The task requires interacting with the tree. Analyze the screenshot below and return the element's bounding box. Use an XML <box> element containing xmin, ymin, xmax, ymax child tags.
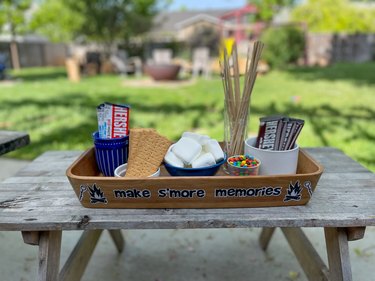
<box><xmin>292</xmin><ymin>0</ymin><xmax>375</xmax><ymax>33</ymax></box>
<box><xmin>0</xmin><ymin>0</ymin><xmax>32</xmax><ymax>69</ymax></box>
<box><xmin>31</xmin><ymin>0</ymin><xmax>161</xmax><ymax>51</ymax></box>
<box><xmin>29</xmin><ymin>0</ymin><xmax>83</xmax><ymax>43</ymax></box>
<box><xmin>260</xmin><ymin>25</ymin><xmax>305</xmax><ymax>68</ymax></box>
<box><xmin>251</xmin><ymin>0</ymin><xmax>295</xmax><ymax>23</ymax></box>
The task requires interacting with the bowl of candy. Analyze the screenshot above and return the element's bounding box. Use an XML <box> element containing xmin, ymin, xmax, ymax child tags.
<box><xmin>226</xmin><ymin>155</ymin><xmax>261</xmax><ymax>176</ymax></box>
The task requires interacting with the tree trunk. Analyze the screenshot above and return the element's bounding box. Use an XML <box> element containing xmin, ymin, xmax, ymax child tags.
<box><xmin>10</xmin><ymin>40</ymin><xmax>21</xmax><ymax>70</ymax></box>
<box><xmin>8</xmin><ymin>12</ymin><xmax>21</xmax><ymax>70</ymax></box>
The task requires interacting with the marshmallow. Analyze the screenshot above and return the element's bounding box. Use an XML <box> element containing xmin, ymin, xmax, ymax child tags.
<box><xmin>203</xmin><ymin>139</ymin><xmax>224</xmax><ymax>162</ymax></box>
<box><xmin>192</xmin><ymin>153</ymin><xmax>216</xmax><ymax>168</ymax></box>
<box><xmin>199</xmin><ymin>135</ymin><xmax>211</xmax><ymax>145</ymax></box>
<box><xmin>164</xmin><ymin>149</ymin><xmax>184</xmax><ymax>168</ymax></box>
<box><xmin>172</xmin><ymin>137</ymin><xmax>202</xmax><ymax>165</ymax></box>
<box><xmin>182</xmin><ymin>132</ymin><xmax>210</xmax><ymax>145</ymax></box>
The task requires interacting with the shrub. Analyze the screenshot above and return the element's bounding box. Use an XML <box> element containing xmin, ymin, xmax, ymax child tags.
<box><xmin>260</xmin><ymin>25</ymin><xmax>305</xmax><ymax>68</ymax></box>
<box><xmin>291</xmin><ymin>0</ymin><xmax>375</xmax><ymax>34</ymax></box>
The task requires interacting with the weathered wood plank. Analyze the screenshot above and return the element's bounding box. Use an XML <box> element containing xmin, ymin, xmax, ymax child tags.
<box><xmin>0</xmin><ymin>130</ymin><xmax>30</xmax><ymax>155</ymax></box>
<box><xmin>38</xmin><ymin>231</ymin><xmax>62</xmax><ymax>281</ymax></box>
<box><xmin>59</xmin><ymin>230</ymin><xmax>103</xmax><ymax>281</ymax></box>
<box><xmin>0</xmin><ymin>213</ymin><xmax>375</xmax><ymax>231</ymax></box>
<box><xmin>22</xmin><ymin>231</ymin><xmax>40</xmax><ymax>245</ymax></box>
<box><xmin>346</xmin><ymin>227</ymin><xmax>366</xmax><ymax>241</ymax></box>
<box><xmin>282</xmin><ymin>228</ymin><xmax>330</xmax><ymax>281</ymax></box>
<box><xmin>324</xmin><ymin>227</ymin><xmax>352</xmax><ymax>281</ymax></box>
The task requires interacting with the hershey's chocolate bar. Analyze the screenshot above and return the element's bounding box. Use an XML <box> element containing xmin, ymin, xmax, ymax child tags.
<box><xmin>256</xmin><ymin>115</ymin><xmax>284</xmax><ymax>150</ymax></box>
<box><xmin>276</xmin><ymin>118</ymin><xmax>290</xmax><ymax>151</ymax></box>
<box><xmin>256</xmin><ymin>116</ymin><xmax>305</xmax><ymax>151</ymax></box>
<box><xmin>97</xmin><ymin>102</ymin><xmax>130</xmax><ymax>139</ymax></box>
<box><xmin>286</xmin><ymin>119</ymin><xmax>304</xmax><ymax>150</ymax></box>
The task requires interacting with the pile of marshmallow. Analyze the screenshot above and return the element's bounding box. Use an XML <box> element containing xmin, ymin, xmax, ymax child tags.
<box><xmin>164</xmin><ymin>132</ymin><xmax>225</xmax><ymax>168</ymax></box>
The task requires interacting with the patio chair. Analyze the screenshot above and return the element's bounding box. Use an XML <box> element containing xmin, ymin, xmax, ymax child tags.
<box><xmin>110</xmin><ymin>51</ymin><xmax>142</xmax><ymax>77</ymax></box>
<box><xmin>192</xmin><ymin>47</ymin><xmax>211</xmax><ymax>79</ymax></box>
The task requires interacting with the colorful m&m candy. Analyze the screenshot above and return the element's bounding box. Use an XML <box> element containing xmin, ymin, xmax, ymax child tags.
<box><xmin>227</xmin><ymin>155</ymin><xmax>260</xmax><ymax>176</ymax></box>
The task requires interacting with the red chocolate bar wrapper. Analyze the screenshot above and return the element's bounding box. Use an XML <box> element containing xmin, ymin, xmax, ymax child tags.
<box><xmin>104</xmin><ymin>102</ymin><xmax>130</xmax><ymax>138</ymax></box>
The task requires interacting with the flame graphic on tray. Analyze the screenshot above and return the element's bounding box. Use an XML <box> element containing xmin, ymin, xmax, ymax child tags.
<box><xmin>284</xmin><ymin>181</ymin><xmax>302</xmax><ymax>202</ymax></box>
<box><xmin>88</xmin><ymin>184</ymin><xmax>108</xmax><ymax>204</ymax></box>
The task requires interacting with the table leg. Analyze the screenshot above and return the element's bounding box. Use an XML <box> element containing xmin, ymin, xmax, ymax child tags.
<box><xmin>259</xmin><ymin>227</ymin><xmax>276</xmax><ymax>250</ymax></box>
<box><xmin>38</xmin><ymin>231</ymin><xmax>62</xmax><ymax>281</ymax></box>
<box><xmin>22</xmin><ymin>231</ymin><xmax>62</xmax><ymax>281</ymax></box>
<box><xmin>108</xmin><ymin>229</ymin><xmax>125</xmax><ymax>253</ymax></box>
<box><xmin>324</xmin><ymin>227</ymin><xmax>353</xmax><ymax>281</ymax></box>
<box><xmin>59</xmin><ymin>229</ymin><xmax>103</xmax><ymax>281</ymax></box>
<box><xmin>282</xmin><ymin>228</ymin><xmax>329</xmax><ymax>281</ymax></box>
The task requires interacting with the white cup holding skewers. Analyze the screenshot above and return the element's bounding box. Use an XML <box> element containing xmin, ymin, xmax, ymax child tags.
<box><xmin>244</xmin><ymin>137</ymin><xmax>299</xmax><ymax>175</ymax></box>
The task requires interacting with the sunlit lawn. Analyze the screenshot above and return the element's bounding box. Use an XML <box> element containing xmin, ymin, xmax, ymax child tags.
<box><xmin>1</xmin><ymin>63</ymin><xmax>374</xmax><ymax>172</ymax></box>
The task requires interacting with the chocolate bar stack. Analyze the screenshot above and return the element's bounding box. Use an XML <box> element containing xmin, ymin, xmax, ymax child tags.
<box><xmin>97</xmin><ymin>102</ymin><xmax>130</xmax><ymax>139</ymax></box>
<box><xmin>256</xmin><ymin>116</ymin><xmax>304</xmax><ymax>151</ymax></box>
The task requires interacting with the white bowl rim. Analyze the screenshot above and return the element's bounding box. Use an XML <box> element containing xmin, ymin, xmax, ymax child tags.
<box><xmin>114</xmin><ymin>163</ymin><xmax>160</xmax><ymax>177</ymax></box>
<box><xmin>245</xmin><ymin>137</ymin><xmax>299</xmax><ymax>153</ymax></box>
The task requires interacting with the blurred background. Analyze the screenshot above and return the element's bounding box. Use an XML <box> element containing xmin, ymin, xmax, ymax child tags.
<box><xmin>0</xmin><ymin>0</ymin><xmax>374</xmax><ymax>172</ymax></box>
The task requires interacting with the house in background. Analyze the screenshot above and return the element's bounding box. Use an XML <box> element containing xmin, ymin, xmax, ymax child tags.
<box><xmin>150</xmin><ymin>9</ymin><xmax>228</xmax><ymax>43</ymax></box>
<box><xmin>220</xmin><ymin>4</ymin><xmax>259</xmax><ymax>41</ymax></box>
<box><xmin>175</xmin><ymin>14</ymin><xmax>221</xmax><ymax>42</ymax></box>
<box><xmin>150</xmin><ymin>4</ymin><xmax>260</xmax><ymax>44</ymax></box>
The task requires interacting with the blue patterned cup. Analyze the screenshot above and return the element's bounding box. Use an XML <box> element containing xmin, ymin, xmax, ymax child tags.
<box><xmin>93</xmin><ymin>131</ymin><xmax>129</xmax><ymax>176</ymax></box>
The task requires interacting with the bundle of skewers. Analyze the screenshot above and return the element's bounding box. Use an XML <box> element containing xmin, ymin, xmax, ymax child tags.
<box><xmin>221</xmin><ymin>41</ymin><xmax>264</xmax><ymax>156</ymax></box>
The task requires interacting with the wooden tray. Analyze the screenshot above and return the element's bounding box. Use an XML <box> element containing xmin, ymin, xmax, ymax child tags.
<box><xmin>66</xmin><ymin>147</ymin><xmax>323</xmax><ymax>208</ymax></box>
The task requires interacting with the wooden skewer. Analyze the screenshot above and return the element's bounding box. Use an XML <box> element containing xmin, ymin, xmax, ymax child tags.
<box><xmin>232</xmin><ymin>44</ymin><xmax>241</xmax><ymax>114</ymax></box>
<box><xmin>221</xmin><ymin>41</ymin><xmax>264</xmax><ymax>156</ymax></box>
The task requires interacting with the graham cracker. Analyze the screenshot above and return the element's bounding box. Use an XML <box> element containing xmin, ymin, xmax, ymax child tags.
<box><xmin>126</xmin><ymin>129</ymin><xmax>171</xmax><ymax>177</ymax></box>
<box><xmin>127</xmin><ymin>128</ymin><xmax>154</xmax><ymax>166</ymax></box>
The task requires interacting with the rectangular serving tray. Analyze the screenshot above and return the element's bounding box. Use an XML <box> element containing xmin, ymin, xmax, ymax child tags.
<box><xmin>66</xmin><ymin>147</ymin><xmax>324</xmax><ymax>208</ymax></box>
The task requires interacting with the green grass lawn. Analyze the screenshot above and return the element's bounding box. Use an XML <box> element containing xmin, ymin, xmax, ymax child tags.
<box><xmin>1</xmin><ymin>63</ymin><xmax>374</xmax><ymax>172</ymax></box>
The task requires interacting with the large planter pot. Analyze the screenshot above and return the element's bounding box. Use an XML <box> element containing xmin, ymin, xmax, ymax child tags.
<box><xmin>144</xmin><ymin>64</ymin><xmax>181</xmax><ymax>81</ymax></box>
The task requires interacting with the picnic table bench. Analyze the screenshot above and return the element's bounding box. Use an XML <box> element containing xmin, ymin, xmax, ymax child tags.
<box><xmin>0</xmin><ymin>147</ymin><xmax>374</xmax><ymax>281</ymax></box>
<box><xmin>0</xmin><ymin>130</ymin><xmax>30</xmax><ymax>156</ymax></box>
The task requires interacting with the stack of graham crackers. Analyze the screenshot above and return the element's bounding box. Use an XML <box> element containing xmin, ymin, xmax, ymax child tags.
<box><xmin>125</xmin><ymin>128</ymin><xmax>171</xmax><ymax>177</ymax></box>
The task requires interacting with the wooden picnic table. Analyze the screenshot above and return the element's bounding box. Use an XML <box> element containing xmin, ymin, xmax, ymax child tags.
<box><xmin>0</xmin><ymin>130</ymin><xmax>30</xmax><ymax>155</ymax></box>
<box><xmin>0</xmin><ymin>147</ymin><xmax>374</xmax><ymax>281</ymax></box>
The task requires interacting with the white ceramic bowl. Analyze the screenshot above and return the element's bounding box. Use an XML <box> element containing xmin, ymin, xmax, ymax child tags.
<box><xmin>244</xmin><ymin>137</ymin><xmax>299</xmax><ymax>175</ymax></box>
<box><xmin>114</xmin><ymin>163</ymin><xmax>161</xmax><ymax>178</ymax></box>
